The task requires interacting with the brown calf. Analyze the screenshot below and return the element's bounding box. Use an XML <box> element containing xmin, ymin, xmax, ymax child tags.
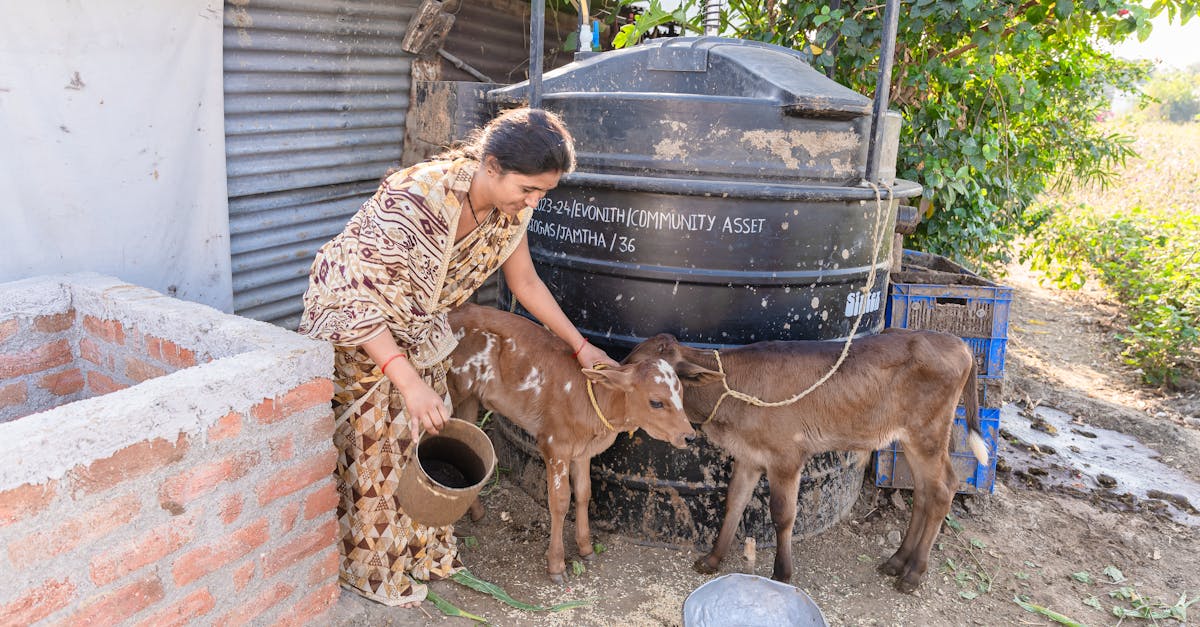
<box><xmin>447</xmin><ymin>303</ymin><xmax>714</xmax><ymax>582</ymax></box>
<box><xmin>625</xmin><ymin>328</ymin><xmax>987</xmax><ymax>592</ymax></box>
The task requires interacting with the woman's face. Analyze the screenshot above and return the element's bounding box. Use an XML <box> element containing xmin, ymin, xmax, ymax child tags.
<box><xmin>488</xmin><ymin>167</ymin><xmax>562</xmax><ymax>217</ymax></box>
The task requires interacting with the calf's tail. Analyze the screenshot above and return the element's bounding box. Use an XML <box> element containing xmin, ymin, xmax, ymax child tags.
<box><xmin>962</xmin><ymin>355</ymin><xmax>988</xmax><ymax>465</ymax></box>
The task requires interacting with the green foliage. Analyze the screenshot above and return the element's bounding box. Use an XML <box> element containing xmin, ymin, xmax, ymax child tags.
<box><xmin>610</xmin><ymin>0</ymin><xmax>698</xmax><ymax>48</ymax></box>
<box><xmin>1140</xmin><ymin>67</ymin><xmax>1200</xmax><ymax>122</ymax></box>
<box><xmin>645</xmin><ymin>0</ymin><xmax>1198</xmax><ymax>266</ymax></box>
<box><xmin>1025</xmin><ymin>202</ymin><xmax>1200</xmax><ymax>386</ymax></box>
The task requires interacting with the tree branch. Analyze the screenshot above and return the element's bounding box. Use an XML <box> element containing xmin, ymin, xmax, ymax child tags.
<box><xmin>940</xmin><ymin>0</ymin><xmax>1041</xmax><ymax>62</ymax></box>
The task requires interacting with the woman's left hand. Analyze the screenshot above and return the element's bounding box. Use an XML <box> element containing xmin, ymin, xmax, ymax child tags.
<box><xmin>577</xmin><ymin>342</ymin><xmax>618</xmax><ymax>369</ymax></box>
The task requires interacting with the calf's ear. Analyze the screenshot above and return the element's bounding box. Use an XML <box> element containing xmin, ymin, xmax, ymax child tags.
<box><xmin>676</xmin><ymin>362</ymin><xmax>724</xmax><ymax>386</ymax></box>
<box><xmin>581</xmin><ymin>365</ymin><xmax>636</xmax><ymax>390</ymax></box>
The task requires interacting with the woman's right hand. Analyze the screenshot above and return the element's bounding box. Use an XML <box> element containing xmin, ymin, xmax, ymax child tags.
<box><xmin>395</xmin><ymin>378</ymin><xmax>448</xmax><ymax>437</ymax></box>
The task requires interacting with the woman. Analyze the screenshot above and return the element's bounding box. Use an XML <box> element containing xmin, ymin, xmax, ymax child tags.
<box><xmin>298</xmin><ymin>107</ymin><xmax>616</xmax><ymax>607</ymax></box>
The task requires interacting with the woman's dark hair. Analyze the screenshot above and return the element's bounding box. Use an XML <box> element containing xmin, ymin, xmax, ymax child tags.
<box><xmin>435</xmin><ymin>107</ymin><xmax>576</xmax><ymax>175</ymax></box>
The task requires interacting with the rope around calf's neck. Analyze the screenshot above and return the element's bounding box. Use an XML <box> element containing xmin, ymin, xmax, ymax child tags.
<box><xmin>702</xmin><ymin>180</ymin><xmax>895</xmax><ymax>425</ymax></box>
<box><xmin>583</xmin><ymin>363</ymin><xmax>635</xmax><ymax>436</ymax></box>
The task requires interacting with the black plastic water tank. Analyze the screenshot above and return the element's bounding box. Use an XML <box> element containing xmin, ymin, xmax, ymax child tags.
<box><xmin>488</xmin><ymin>37</ymin><xmax>922</xmax><ymax>548</ymax></box>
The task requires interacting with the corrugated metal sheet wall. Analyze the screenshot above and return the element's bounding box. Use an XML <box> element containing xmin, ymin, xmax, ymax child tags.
<box><xmin>223</xmin><ymin>0</ymin><xmax>417</xmax><ymax>328</ymax></box>
<box><xmin>441</xmin><ymin>0</ymin><xmax>576</xmax><ymax>84</ymax></box>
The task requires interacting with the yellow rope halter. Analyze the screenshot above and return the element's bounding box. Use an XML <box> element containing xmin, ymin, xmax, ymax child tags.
<box><xmin>583</xmin><ymin>363</ymin><xmax>635</xmax><ymax>436</ymax></box>
<box><xmin>701</xmin><ymin>180</ymin><xmax>894</xmax><ymax>425</ymax></box>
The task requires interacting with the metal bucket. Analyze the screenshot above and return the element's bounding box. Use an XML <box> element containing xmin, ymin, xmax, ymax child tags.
<box><xmin>396</xmin><ymin>418</ymin><xmax>496</xmax><ymax>527</ymax></box>
<box><xmin>683</xmin><ymin>574</ymin><xmax>828</xmax><ymax>627</ymax></box>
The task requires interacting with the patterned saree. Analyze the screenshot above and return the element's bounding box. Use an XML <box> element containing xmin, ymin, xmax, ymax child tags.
<box><xmin>298</xmin><ymin>158</ymin><xmax>531</xmax><ymax>605</ymax></box>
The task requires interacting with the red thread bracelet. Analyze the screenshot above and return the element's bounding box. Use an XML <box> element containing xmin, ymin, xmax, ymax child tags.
<box><xmin>572</xmin><ymin>338</ymin><xmax>588</xmax><ymax>358</ymax></box>
<box><xmin>379</xmin><ymin>353</ymin><xmax>406</xmax><ymax>375</ymax></box>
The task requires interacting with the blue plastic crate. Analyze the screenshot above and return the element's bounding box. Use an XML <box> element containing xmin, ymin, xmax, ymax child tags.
<box><xmin>961</xmin><ymin>337</ymin><xmax>1008</xmax><ymax>380</ymax></box>
<box><xmin>887</xmin><ymin>284</ymin><xmax>1013</xmax><ymax>341</ymax></box>
<box><xmin>874</xmin><ymin>407</ymin><xmax>1001</xmax><ymax>494</ymax></box>
<box><xmin>886</xmin><ymin>250</ymin><xmax>1014</xmax><ymax>379</ymax></box>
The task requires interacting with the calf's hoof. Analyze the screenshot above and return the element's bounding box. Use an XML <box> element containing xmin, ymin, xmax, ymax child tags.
<box><xmin>581</xmin><ymin>552</ymin><xmax>595</xmax><ymax>563</ymax></box>
<box><xmin>770</xmin><ymin>569</ymin><xmax>793</xmax><ymax>584</ymax></box>
<box><xmin>548</xmin><ymin>572</ymin><xmax>565</xmax><ymax>585</ymax></box>
<box><xmin>894</xmin><ymin>575</ymin><xmax>921</xmax><ymax>594</ymax></box>
<box><xmin>878</xmin><ymin>556</ymin><xmax>905</xmax><ymax>577</ymax></box>
<box><xmin>692</xmin><ymin>556</ymin><xmax>719</xmax><ymax>575</ymax></box>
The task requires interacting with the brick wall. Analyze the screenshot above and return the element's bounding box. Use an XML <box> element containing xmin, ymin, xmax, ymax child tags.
<box><xmin>1</xmin><ymin>308</ymin><xmax>213</xmax><ymax>423</ymax></box>
<box><xmin>0</xmin><ymin>310</ymin><xmax>81</xmax><ymax>422</ymax></box>
<box><xmin>0</xmin><ymin>275</ymin><xmax>339</xmax><ymax>626</ymax></box>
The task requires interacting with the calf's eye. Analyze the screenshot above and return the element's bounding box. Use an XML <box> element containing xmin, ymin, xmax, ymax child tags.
<box><xmin>649</xmin><ymin>400</ymin><xmax>664</xmax><ymax>409</ymax></box>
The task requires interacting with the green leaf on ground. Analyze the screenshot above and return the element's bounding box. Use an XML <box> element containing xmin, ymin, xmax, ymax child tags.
<box><xmin>1014</xmin><ymin>596</ymin><xmax>1087</xmax><ymax>627</ymax></box>
<box><xmin>1071</xmin><ymin>571</ymin><xmax>1093</xmax><ymax>584</ymax></box>
<box><xmin>1103</xmin><ymin>565</ymin><xmax>1125</xmax><ymax>582</ymax></box>
<box><xmin>425</xmin><ymin>589</ymin><xmax>487</xmax><ymax>623</ymax></box>
<box><xmin>945</xmin><ymin>515</ymin><xmax>964</xmax><ymax>532</ymax></box>
<box><xmin>450</xmin><ymin>568</ymin><xmax>592</xmax><ymax>612</ymax></box>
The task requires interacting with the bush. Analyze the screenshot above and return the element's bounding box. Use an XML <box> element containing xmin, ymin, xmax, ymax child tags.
<box><xmin>1025</xmin><ymin>203</ymin><xmax>1200</xmax><ymax>387</ymax></box>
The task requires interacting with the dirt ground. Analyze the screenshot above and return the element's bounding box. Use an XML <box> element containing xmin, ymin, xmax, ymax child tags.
<box><xmin>330</xmin><ymin>257</ymin><xmax>1200</xmax><ymax>626</ymax></box>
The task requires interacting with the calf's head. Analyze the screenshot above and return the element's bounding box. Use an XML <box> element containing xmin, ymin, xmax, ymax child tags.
<box><xmin>581</xmin><ymin>358</ymin><xmax>697</xmax><ymax>448</ymax></box>
<box><xmin>626</xmin><ymin>334</ymin><xmax>724</xmax><ymax>388</ymax></box>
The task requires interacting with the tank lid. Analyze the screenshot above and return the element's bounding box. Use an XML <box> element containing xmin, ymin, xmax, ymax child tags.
<box><xmin>490</xmin><ymin>36</ymin><xmax>872</xmax><ymax>119</ymax></box>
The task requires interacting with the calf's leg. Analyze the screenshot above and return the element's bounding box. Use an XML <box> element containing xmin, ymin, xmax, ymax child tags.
<box><xmin>544</xmin><ymin>457</ymin><xmax>572</xmax><ymax>583</ymax></box>
<box><xmin>570</xmin><ymin>458</ymin><xmax>595</xmax><ymax>561</ymax></box>
<box><xmin>880</xmin><ymin>486</ymin><xmax>927</xmax><ymax>577</ymax></box>
<box><xmin>449</xmin><ymin>396</ymin><xmax>487</xmax><ymax>522</ymax></box>
<box><xmin>766</xmin><ymin>463</ymin><xmax>805</xmax><ymax>583</ymax></box>
<box><xmin>695</xmin><ymin>460</ymin><xmax>762</xmax><ymax>575</ymax></box>
<box><xmin>891</xmin><ymin>444</ymin><xmax>956</xmax><ymax>593</ymax></box>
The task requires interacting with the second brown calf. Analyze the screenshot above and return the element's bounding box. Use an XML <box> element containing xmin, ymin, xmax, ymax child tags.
<box><xmin>625</xmin><ymin>328</ymin><xmax>987</xmax><ymax>592</ymax></box>
<box><xmin>447</xmin><ymin>303</ymin><xmax>716</xmax><ymax>582</ymax></box>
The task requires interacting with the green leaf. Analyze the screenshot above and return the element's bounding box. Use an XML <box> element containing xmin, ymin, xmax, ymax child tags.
<box><xmin>1102</xmin><ymin>565</ymin><xmax>1125</xmax><ymax>582</ymax></box>
<box><xmin>593</xmin><ymin>542</ymin><xmax>606</xmax><ymax>555</ymax></box>
<box><xmin>1014</xmin><ymin>596</ymin><xmax>1087</xmax><ymax>627</ymax></box>
<box><xmin>1027</xmin><ymin>5</ymin><xmax>1048</xmax><ymax>24</ymax></box>
<box><xmin>450</xmin><ymin>569</ymin><xmax>592</xmax><ymax>612</ymax></box>
<box><xmin>1083</xmin><ymin>595</ymin><xmax>1103</xmax><ymax>610</ymax></box>
<box><xmin>945</xmin><ymin>514</ymin><xmax>964</xmax><ymax>532</ymax></box>
<box><xmin>970</xmin><ymin>538</ymin><xmax>987</xmax><ymax>549</ymax></box>
<box><xmin>960</xmin><ymin>590</ymin><xmax>979</xmax><ymax>600</ymax></box>
<box><xmin>571</xmin><ymin>559</ymin><xmax>586</xmax><ymax>576</ymax></box>
<box><xmin>1071</xmin><ymin>571</ymin><xmax>1093</xmax><ymax>584</ymax></box>
<box><xmin>425</xmin><ymin>589</ymin><xmax>488</xmax><ymax>623</ymax></box>
<box><xmin>1054</xmin><ymin>0</ymin><xmax>1074</xmax><ymax>21</ymax></box>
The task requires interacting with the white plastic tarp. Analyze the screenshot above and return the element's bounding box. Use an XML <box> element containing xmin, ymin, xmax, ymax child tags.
<box><xmin>0</xmin><ymin>0</ymin><xmax>232</xmax><ymax>311</ymax></box>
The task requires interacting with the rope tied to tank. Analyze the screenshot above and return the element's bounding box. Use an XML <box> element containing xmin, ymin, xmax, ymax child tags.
<box><xmin>585</xmin><ymin>363</ymin><xmax>636</xmax><ymax>436</ymax></box>
<box><xmin>701</xmin><ymin>180</ymin><xmax>895</xmax><ymax>425</ymax></box>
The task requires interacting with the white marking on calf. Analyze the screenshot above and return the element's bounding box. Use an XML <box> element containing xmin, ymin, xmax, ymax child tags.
<box><xmin>562</xmin><ymin>381</ymin><xmax>572</xmax><ymax>393</ymax></box>
<box><xmin>517</xmin><ymin>367</ymin><xmax>544</xmax><ymax>394</ymax></box>
<box><xmin>450</xmin><ymin>331</ymin><xmax>498</xmax><ymax>387</ymax></box>
<box><xmin>653</xmin><ymin>360</ymin><xmax>684</xmax><ymax>410</ymax></box>
<box><xmin>551</xmin><ymin>459</ymin><xmax>568</xmax><ymax>490</ymax></box>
